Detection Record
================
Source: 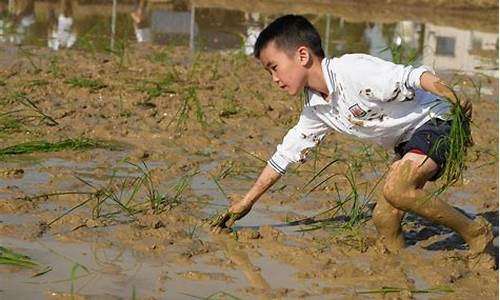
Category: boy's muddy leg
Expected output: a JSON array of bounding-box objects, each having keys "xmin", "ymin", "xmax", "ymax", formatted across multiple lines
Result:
[
  {"xmin": 373, "ymin": 196, "xmax": 405, "ymax": 252},
  {"xmin": 383, "ymin": 153, "xmax": 493, "ymax": 256}
]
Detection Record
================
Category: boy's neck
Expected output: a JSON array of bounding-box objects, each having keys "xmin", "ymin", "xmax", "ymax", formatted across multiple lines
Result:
[{"xmin": 306, "ymin": 57, "xmax": 330, "ymax": 100}]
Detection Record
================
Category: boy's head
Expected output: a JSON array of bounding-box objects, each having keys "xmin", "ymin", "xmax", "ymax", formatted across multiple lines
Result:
[{"xmin": 254, "ymin": 15, "xmax": 325, "ymax": 96}]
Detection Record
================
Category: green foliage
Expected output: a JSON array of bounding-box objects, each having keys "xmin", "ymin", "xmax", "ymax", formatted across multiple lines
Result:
[
  {"xmin": 0, "ymin": 138, "xmax": 117, "ymax": 156},
  {"xmin": 133, "ymin": 72, "xmax": 177, "ymax": 100},
  {"xmin": 0, "ymin": 246, "xmax": 52, "ymax": 277},
  {"xmin": 358, "ymin": 286, "xmax": 453, "ymax": 295},
  {"xmin": 64, "ymin": 77, "xmax": 107, "ymax": 92},
  {"xmin": 382, "ymin": 42, "xmax": 420, "ymax": 65}
]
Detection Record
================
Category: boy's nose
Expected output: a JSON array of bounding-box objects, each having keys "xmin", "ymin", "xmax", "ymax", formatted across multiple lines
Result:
[{"xmin": 272, "ymin": 74, "xmax": 280, "ymax": 83}]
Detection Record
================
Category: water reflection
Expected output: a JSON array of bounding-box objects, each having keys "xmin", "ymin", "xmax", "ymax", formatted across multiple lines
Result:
[
  {"xmin": 0, "ymin": 0, "xmax": 35, "ymax": 45},
  {"xmin": 47, "ymin": 0, "xmax": 76, "ymax": 50},
  {"xmin": 131, "ymin": 0, "xmax": 151, "ymax": 43},
  {"xmin": 0, "ymin": 1, "xmax": 497, "ymax": 78}
]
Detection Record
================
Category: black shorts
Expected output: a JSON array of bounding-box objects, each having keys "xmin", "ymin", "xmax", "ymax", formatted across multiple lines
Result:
[{"xmin": 394, "ymin": 118, "xmax": 451, "ymax": 181}]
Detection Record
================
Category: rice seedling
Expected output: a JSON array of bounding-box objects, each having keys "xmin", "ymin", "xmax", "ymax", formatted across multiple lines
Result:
[
  {"xmin": 18, "ymin": 47, "xmax": 42, "ymax": 73},
  {"xmin": 183, "ymin": 290, "xmax": 244, "ymax": 299},
  {"xmin": 0, "ymin": 246, "xmax": 52, "ymax": 277},
  {"xmin": 133, "ymin": 72, "xmax": 177, "ymax": 101},
  {"xmin": 293, "ymin": 155, "xmax": 386, "ymax": 236},
  {"xmin": 0, "ymin": 115, "xmax": 23, "ymax": 134},
  {"xmin": 64, "ymin": 77, "xmax": 107, "ymax": 92},
  {"xmin": 428, "ymin": 87, "xmax": 473, "ymax": 198},
  {"xmin": 70, "ymin": 263, "xmax": 89, "ymax": 300},
  {"xmin": 0, "ymin": 246, "xmax": 39, "ymax": 268},
  {"xmin": 8, "ymin": 90, "xmax": 58, "ymax": 126},
  {"xmin": 48, "ymin": 56, "xmax": 61, "ymax": 78},
  {"xmin": 358, "ymin": 286, "xmax": 453, "ymax": 295},
  {"xmin": 0, "ymin": 138, "xmax": 117, "ymax": 157},
  {"xmin": 24, "ymin": 79, "xmax": 49, "ymax": 88},
  {"xmin": 219, "ymin": 100, "xmax": 239, "ymax": 118},
  {"xmin": 168, "ymin": 87, "xmax": 207, "ymax": 130},
  {"xmin": 146, "ymin": 48, "xmax": 171, "ymax": 64}
]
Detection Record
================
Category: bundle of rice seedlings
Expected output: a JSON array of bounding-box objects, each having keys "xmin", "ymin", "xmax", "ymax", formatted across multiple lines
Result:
[{"xmin": 433, "ymin": 83, "xmax": 473, "ymax": 195}]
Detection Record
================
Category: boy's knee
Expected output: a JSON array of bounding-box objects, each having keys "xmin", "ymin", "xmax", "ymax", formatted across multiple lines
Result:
[{"xmin": 383, "ymin": 177, "xmax": 412, "ymax": 210}]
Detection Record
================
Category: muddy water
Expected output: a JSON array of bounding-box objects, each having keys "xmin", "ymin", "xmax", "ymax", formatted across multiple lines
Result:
[{"xmin": 0, "ymin": 0, "xmax": 498, "ymax": 299}]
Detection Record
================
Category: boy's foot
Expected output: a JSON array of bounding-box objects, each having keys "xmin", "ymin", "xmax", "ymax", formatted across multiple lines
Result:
[
  {"xmin": 466, "ymin": 216, "xmax": 494, "ymax": 255},
  {"xmin": 375, "ymin": 236, "xmax": 405, "ymax": 254},
  {"xmin": 464, "ymin": 216, "xmax": 497, "ymax": 270}
]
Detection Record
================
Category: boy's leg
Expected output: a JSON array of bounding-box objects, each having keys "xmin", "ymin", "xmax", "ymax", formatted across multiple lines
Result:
[
  {"xmin": 382, "ymin": 152, "xmax": 493, "ymax": 255},
  {"xmin": 372, "ymin": 196, "xmax": 405, "ymax": 251}
]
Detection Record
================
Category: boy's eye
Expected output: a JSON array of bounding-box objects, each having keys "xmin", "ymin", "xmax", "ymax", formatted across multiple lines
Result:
[{"xmin": 271, "ymin": 65, "xmax": 278, "ymax": 71}]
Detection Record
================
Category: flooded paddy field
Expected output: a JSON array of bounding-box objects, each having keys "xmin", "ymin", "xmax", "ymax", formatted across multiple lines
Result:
[{"xmin": 0, "ymin": 0, "xmax": 498, "ymax": 299}]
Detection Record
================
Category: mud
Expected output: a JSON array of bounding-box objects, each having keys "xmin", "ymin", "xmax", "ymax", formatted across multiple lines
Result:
[{"xmin": 0, "ymin": 2, "xmax": 499, "ymax": 299}]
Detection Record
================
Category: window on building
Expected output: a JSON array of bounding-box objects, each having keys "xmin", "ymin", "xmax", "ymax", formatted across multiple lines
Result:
[{"xmin": 435, "ymin": 36, "xmax": 455, "ymax": 57}]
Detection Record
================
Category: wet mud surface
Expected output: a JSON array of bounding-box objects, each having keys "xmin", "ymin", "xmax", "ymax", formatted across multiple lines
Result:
[{"xmin": 0, "ymin": 12, "xmax": 499, "ymax": 300}]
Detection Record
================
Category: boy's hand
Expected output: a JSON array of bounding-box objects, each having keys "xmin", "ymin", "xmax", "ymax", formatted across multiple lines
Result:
[
  {"xmin": 206, "ymin": 201, "xmax": 252, "ymax": 233},
  {"xmin": 433, "ymin": 80, "xmax": 472, "ymax": 120}
]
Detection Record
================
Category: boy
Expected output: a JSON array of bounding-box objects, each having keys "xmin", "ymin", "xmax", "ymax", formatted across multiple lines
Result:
[{"xmin": 207, "ymin": 15, "xmax": 493, "ymax": 259}]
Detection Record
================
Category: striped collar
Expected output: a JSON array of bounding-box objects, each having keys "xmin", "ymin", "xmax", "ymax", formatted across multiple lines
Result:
[{"xmin": 304, "ymin": 57, "xmax": 335, "ymax": 107}]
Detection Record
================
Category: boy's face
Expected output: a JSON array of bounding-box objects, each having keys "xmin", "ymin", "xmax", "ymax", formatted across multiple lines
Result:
[{"xmin": 259, "ymin": 41, "xmax": 308, "ymax": 96}]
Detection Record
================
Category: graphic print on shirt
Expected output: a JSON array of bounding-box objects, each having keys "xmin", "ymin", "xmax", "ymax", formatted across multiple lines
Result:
[{"xmin": 348, "ymin": 103, "xmax": 367, "ymax": 118}]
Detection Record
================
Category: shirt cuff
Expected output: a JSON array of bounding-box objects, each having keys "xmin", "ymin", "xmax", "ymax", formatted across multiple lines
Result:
[
  {"xmin": 267, "ymin": 152, "xmax": 291, "ymax": 175},
  {"xmin": 409, "ymin": 66, "xmax": 434, "ymax": 89}
]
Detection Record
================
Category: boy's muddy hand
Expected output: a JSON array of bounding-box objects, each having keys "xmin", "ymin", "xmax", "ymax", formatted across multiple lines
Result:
[
  {"xmin": 433, "ymin": 80, "xmax": 472, "ymax": 120},
  {"xmin": 206, "ymin": 202, "xmax": 252, "ymax": 233}
]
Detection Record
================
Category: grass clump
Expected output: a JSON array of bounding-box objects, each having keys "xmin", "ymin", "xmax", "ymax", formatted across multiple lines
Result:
[
  {"xmin": 0, "ymin": 246, "xmax": 51, "ymax": 277},
  {"xmin": 133, "ymin": 72, "xmax": 177, "ymax": 101},
  {"xmin": 358, "ymin": 286, "xmax": 453, "ymax": 295},
  {"xmin": 433, "ymin": 88, "xmax": 473, "ymax": 195},
  {"xmin": 8, "ymin": 91, "xmax": 58, "ymax": 126},
  {"xmin": 169, "ymin": 87, "xmax": 207, "ymax": 130},
  {"xmin": 0, "ymin": 138, "xmax": 118, "ymax": 156},
  {"xmin": 45, "ymin": 162, "xmax": 198, "ymax": 226},
  {"xmin": 64, "ymin": 78, "xmax": 107, "ymax": 92}
]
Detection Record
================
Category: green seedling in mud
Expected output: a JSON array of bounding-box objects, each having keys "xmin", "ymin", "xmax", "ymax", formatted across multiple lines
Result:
[
  {"xmin": 183, "ymin": 290, "xmax": 244, "ymax": 300},
  {"xmin": 358, "ymin": 286, "xmax": 453, "ymax": 296},
  {"xmin": 70, "ymin": 263, "xmax": 89, "ymax": 300},
  {"xmin": 0, "ymin": 115, "xmax": 23, "ymax": 134},
  {"xmin": 44, "ymin": 163, "xmax": 198, "ymax": 227},
  {"xmin": 18, "ymin": 47, "xmax": 42, "ymax": 73},
  {"xmin": 0, "ymin": 246, "xmax": 39, "ymax": 268},
  {"xmin": 7, "ymin": 90, "xmax": 58, "ymax": 126},
  {"xmin": 24, "ymin": 79, "xmax": 50, "ymax": 88},
  {"xmin": 293, "ymin": 155, "xmax": 387, "ymax": 238},
  {"xmin": 133, "ymin": 72, "xmax": 177, "ymax": 101},
  {"xmin": 0, "ymin": 246, "xmax": 52, "ymax": 277},
  {"xmin": 168, "ymin": 86, "xmax": 207, "ymax": 130},
  {"xmin": 0, "ymin": 138, "xmax": 116, "ymax": 156},
  {"xmin": 146, "ymin": 48, "xmax": 171, "ymax": 64},
  {"xmin": 106, "ymin": 38, "xmax": 129, "ymax": 69},
  {"xmin": 64, "ymin": 77, "xmax": 107, "ymax": 92}
]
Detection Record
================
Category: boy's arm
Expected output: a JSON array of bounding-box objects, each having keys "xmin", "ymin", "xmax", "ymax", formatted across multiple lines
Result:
[
  {"xmin": 207, "ymin": 165, "xmax": 281, "ymax": 233},
  {"xmin": 207, "ymin": 106, "xmax": 330, "ymax": 232}
]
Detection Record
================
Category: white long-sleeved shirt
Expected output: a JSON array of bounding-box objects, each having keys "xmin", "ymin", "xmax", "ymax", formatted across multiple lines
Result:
[{"xmin": 268, "ymin": 53, "xmax": 451, "ymax": 175}]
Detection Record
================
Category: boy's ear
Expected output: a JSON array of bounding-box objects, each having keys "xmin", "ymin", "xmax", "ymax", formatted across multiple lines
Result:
[{"xmin": 297, "ymin": 46, "xmax": 311, "ymax": 66}]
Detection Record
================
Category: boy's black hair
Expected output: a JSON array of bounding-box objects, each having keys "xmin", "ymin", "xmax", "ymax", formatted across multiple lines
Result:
[{"xmin": 254, "ymin": 15, "xmax": 325, "ymax": 59}]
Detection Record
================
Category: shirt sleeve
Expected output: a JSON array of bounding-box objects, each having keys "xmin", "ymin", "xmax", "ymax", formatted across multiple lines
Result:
[
  {"xmin": 340, "ymin": 53, "xmax": 434, "ymax": 102},
  {"xmin": 268, "ymin": 107, "xmax": 331, "ymax": 175}
]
